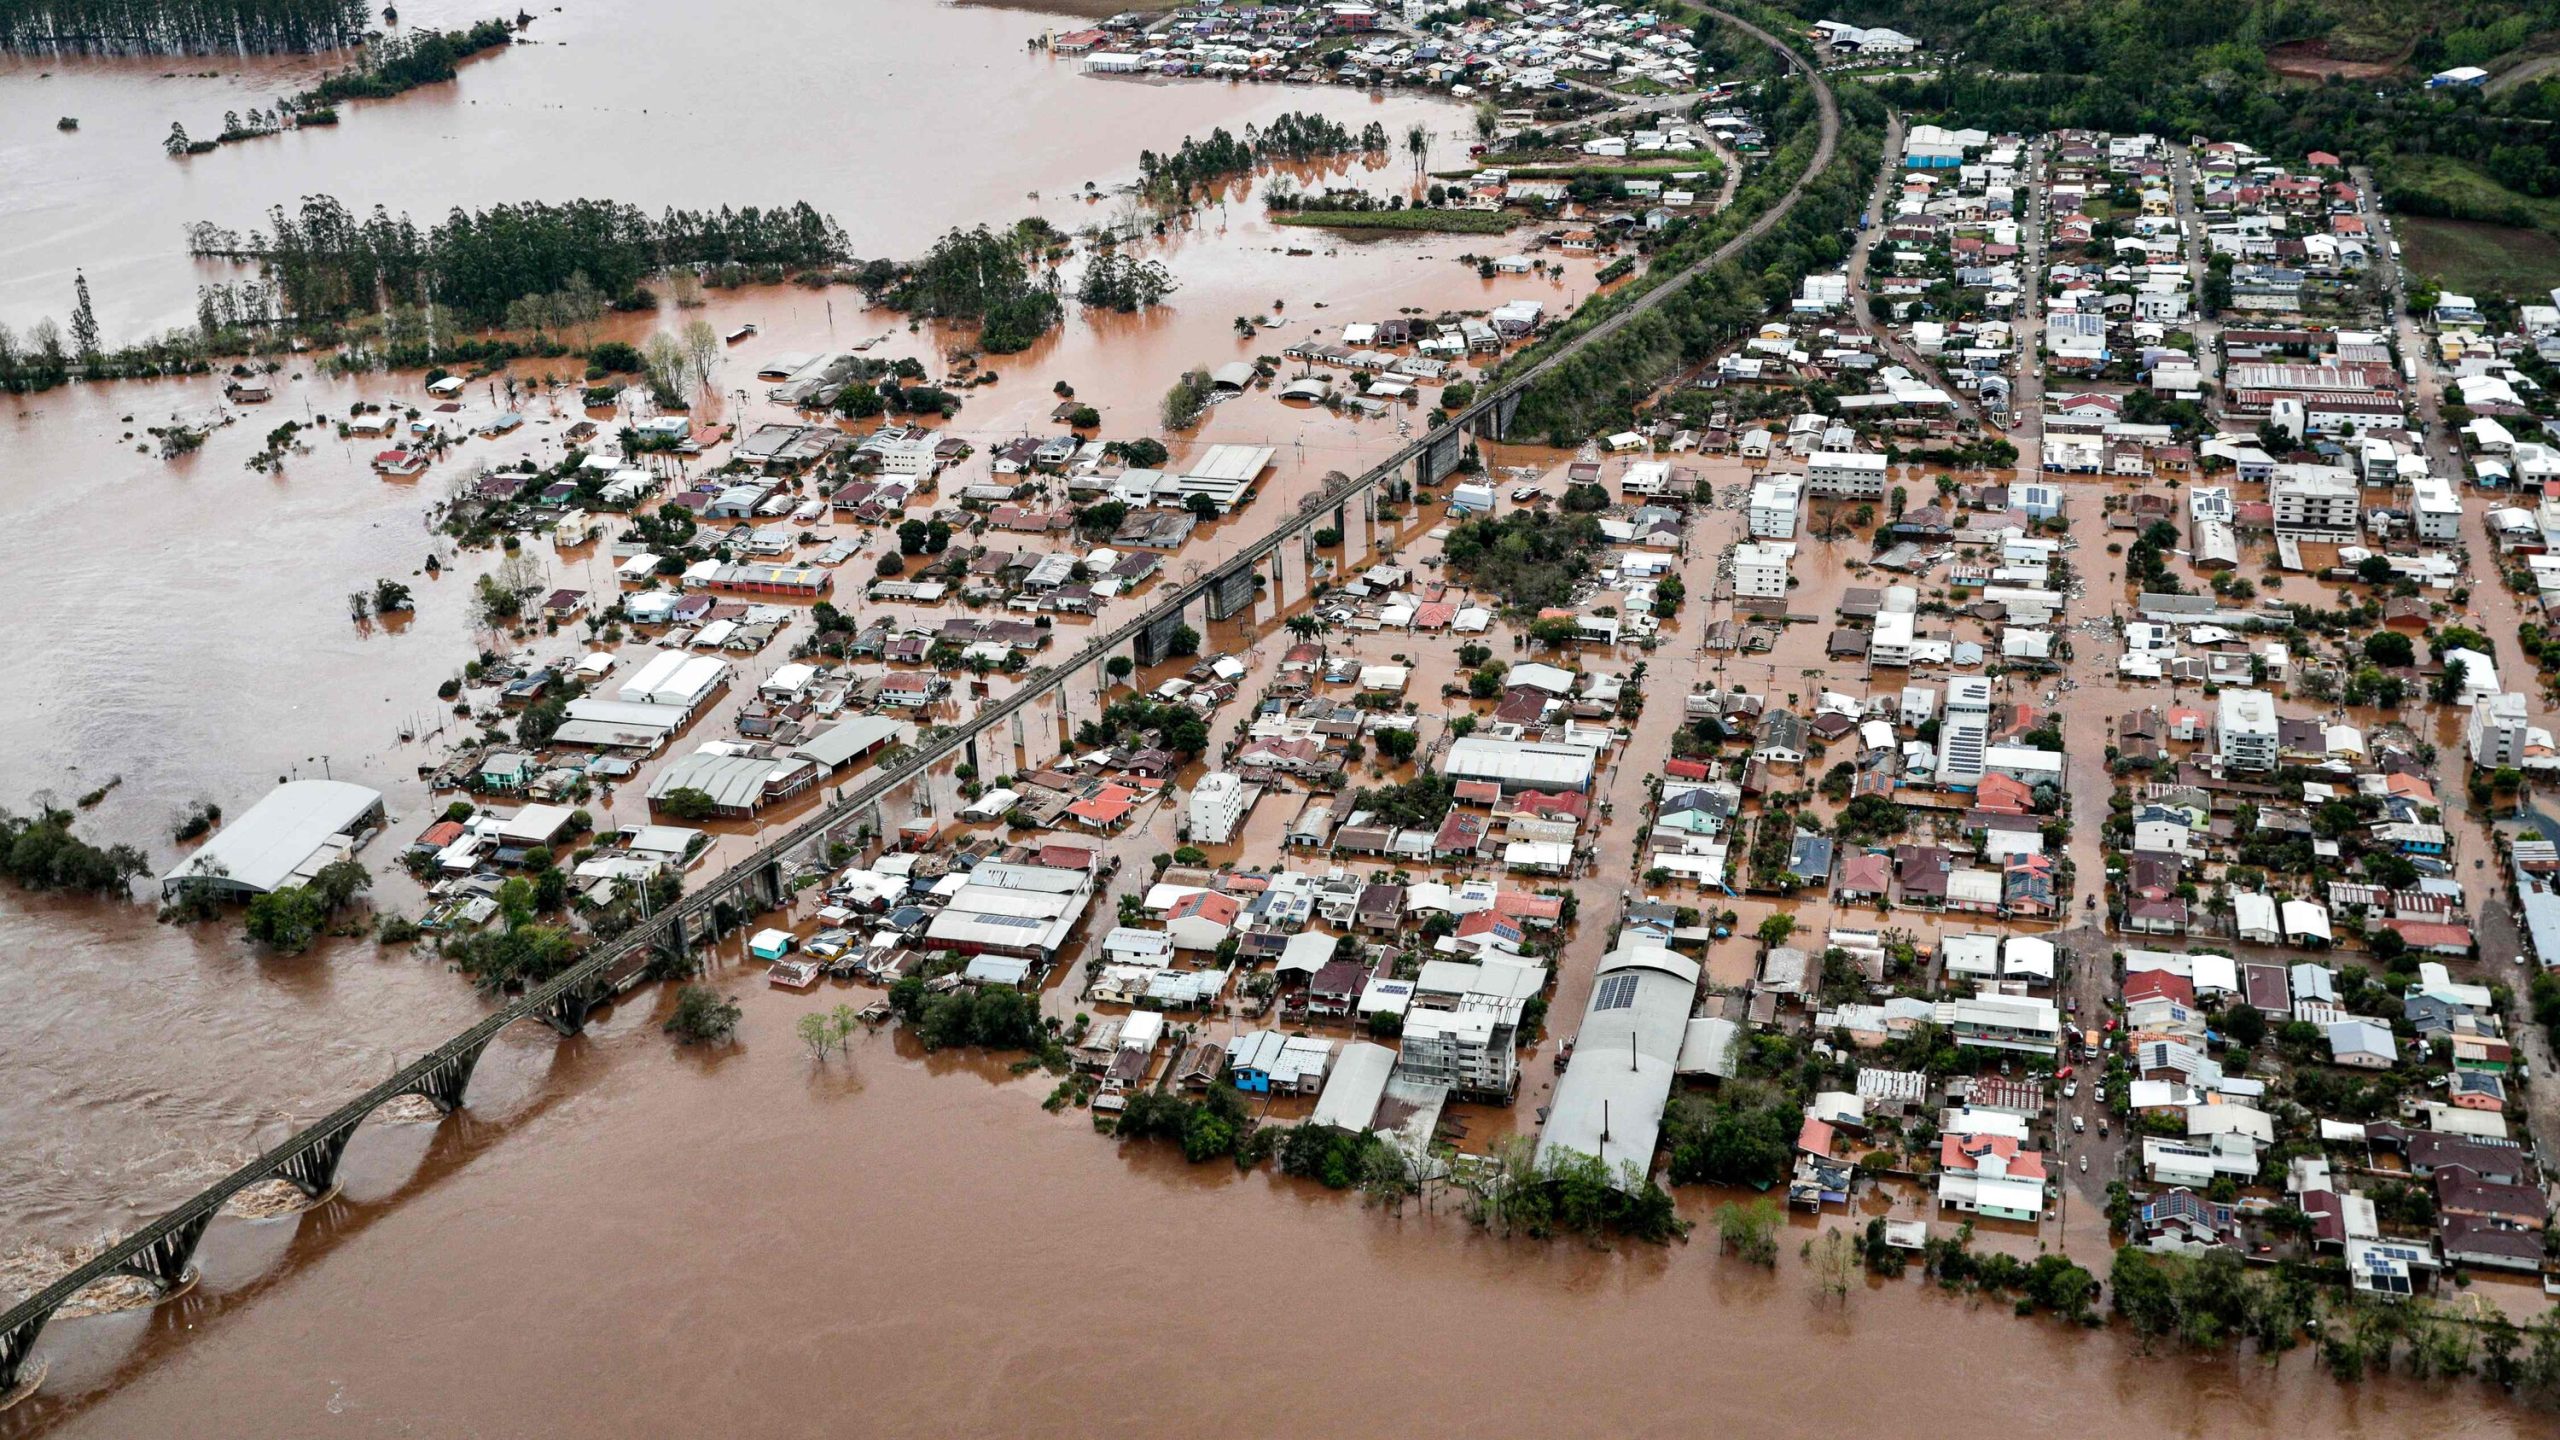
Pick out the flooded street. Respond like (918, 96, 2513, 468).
(2, 2, 2554, 1434)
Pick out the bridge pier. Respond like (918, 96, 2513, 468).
(111, 1211, 214, 1295)
(963, 734, 980, 776)
(409, 1033, 494, 1113)
(651, 909, 696, 979)
(754, 862, 786, 912)
(1, 1309, 50, 1398)
(275, 1116, 360, 1199)
(537, 974, 611, 1037)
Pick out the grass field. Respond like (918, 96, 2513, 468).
(2400, 215, 2560, 299)
(1272, 209, 1519, 234)
(2380, 153, 2560, 230)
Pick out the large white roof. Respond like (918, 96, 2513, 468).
(1535, 941, 1699, 1186)
(1444, 736, 1596, 790)
(1182, 444, 1276, 484)
(162, 780, 382, 894)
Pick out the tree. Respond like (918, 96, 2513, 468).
(1806, 1227, 1859, 1304)
(835, 381, 885, 419)
(68, 271, 100, 363)
(244, 885, 328, 953)
(1184, 492, 1221, 521)
(2432, 657, 2469, 706)
(680, 317, 721, 400)
(2108, 1247, 2184, 1343)
(1712, 1198, 1780, 1266)
(1374, 728, 1419, 762)
(665, 984, 741, 1044)
(2361, 631, 2414, 668)
(1105, 655, 1134, 682)
(165, 122, 192, 156)
(641, 332, 689, 406)
(1756, 913, 1797, 947)
(898, 517, 930, 554)
(659, 786, 718, 822)
(1161, 367, 1215, 429)
(309, 856, 370, 912)
(1406, 122, 1430, 181)
(1166, 623, 1201, 658)
(2223, 1002, 2266, 1049)
(796, 1011, 836, 1059)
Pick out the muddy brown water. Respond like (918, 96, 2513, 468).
(0, 2, 2550, 1433)
(0, 994, 2540, 1438)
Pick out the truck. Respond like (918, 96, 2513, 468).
(1857, 209, 1871, 232)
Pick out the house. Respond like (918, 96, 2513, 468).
(1164, 890, 1241, 951)
(2133, 1189, 2241, 1256)
(2326, 1019, 2397, 1069)
(1937, 1127, 2046, 1221)
(1356, 883, 1406, 934)
(1228, 1030, 1334, 1094)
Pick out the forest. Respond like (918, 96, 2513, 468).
(865, 223, 1066, 353)
(1137, 111, 1390, 203)
(1779, 0, 2558, 75)
(1506, 69, 1888, 442)
(191, 195, 851, 327)
(0, 0, 368, 53)
(1784, 0, 2560, 205)
(298, 15, 512, 104)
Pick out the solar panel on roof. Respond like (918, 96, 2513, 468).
(1594, 973, 1639, 1011)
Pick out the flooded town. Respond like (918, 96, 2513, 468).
(2, 0, 2560, 1433)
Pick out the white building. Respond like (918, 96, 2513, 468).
(1444, 737, 1598, 794)
(1869, 610, 1915, 667)
(1731, 542, 1794, 600)
(2270, 464, 2360, 537)
(2410, 474, 2461, 544)
(2217, 687, 2279, 772)
(1185, 772, 1257, 846)
(1397, 1008, 1516, 1101)
(1747, 475, 1804, 538)
(1938, 676, 1992, 790)
(1806, 450, 1886, 499)
(1534, 941, 1701, 1187)
(159, 780, 385, 900)
(2468, 692, 2532, 770)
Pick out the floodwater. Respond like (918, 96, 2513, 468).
(0, 1, 2551, 1434)
(7, 995, 2543, 1439)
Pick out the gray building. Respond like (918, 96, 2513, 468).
(1534, 941, 1702, 1188)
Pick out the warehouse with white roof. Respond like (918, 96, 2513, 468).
(1175, 444, 1276, 513)
(1442, 736, 1598, 793)
(1535, 940, 1700, 1188)
(160, 780, 384, 899)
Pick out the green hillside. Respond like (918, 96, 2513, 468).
(1782, 0, 2556, 74)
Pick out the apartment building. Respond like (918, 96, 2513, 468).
(2218, 687, 2280, 772)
